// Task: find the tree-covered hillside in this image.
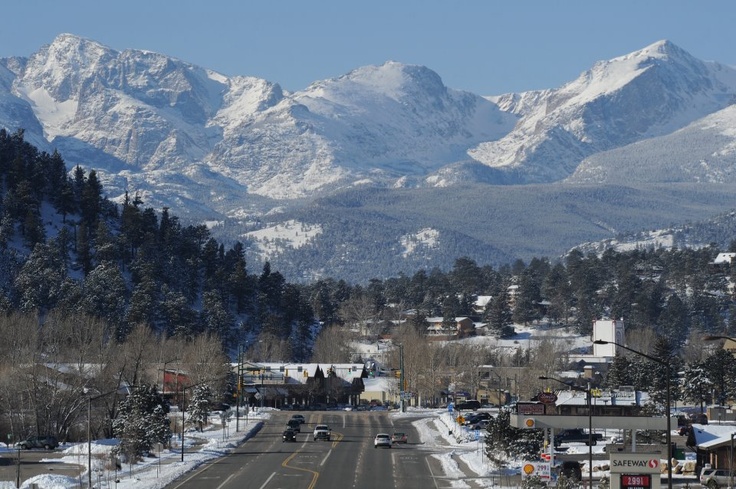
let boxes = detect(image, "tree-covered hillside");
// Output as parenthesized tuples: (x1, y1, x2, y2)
(3, 127, 736, 367)
(0, 129, 315, 359)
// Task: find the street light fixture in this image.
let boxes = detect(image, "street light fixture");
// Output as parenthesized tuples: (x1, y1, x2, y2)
(594, 339, 673, 489)
(539, 376, 593, 489)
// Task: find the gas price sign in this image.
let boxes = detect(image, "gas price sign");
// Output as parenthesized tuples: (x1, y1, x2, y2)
(621, 474, 651, 489)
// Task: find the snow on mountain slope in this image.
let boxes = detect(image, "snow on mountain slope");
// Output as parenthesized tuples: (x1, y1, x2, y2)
(1, 34, 736, 225)
(1, 34, 518, 206)
(207, 61, 517, 199)
(567, 103, 736, 184)
(469, 40, 736, 183)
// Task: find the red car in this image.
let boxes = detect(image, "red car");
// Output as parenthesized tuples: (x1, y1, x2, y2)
(391, 432, 408, 444)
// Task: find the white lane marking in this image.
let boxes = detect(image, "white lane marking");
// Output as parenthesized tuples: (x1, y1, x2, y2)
(258, 472, 276, 489)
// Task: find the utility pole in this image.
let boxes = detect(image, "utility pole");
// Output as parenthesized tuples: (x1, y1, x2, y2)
(236, 345, 243, 432)
(399, 344, 406, 413)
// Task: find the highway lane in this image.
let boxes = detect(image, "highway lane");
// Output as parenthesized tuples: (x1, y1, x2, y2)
(167, 410, 452, 489)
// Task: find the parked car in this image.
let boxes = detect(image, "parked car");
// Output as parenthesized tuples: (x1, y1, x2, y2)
(470, 419, 490, 430)
(391, 432, 408, 444)
(700, 467, 732, 488)
(374, 433, 392, 448)
(16, 435, 58, 450)
(554, 429, 603, 446)
(454, 400, 481, 411)
(463, 412, 491, 425)
(282, 429, 297, 442)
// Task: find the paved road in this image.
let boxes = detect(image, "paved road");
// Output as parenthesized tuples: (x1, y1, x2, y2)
(166, 411, 455, 489)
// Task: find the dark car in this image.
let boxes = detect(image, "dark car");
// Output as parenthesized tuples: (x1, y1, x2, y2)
(16, 435, 59, 450)
(455, 400, 481, 411)
(290, 414, 306, 424)
(286, 419, 301, 432)
(283, 429, 297, 442)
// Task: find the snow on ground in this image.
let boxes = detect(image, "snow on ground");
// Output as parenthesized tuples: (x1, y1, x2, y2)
(0, 407, 697, 489)
(0, 409, 274, 489)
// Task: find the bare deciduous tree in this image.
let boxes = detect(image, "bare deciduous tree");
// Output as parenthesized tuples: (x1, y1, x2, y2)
(310, 325, 354, 363)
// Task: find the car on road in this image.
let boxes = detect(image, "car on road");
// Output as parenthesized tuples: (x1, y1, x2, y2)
(286, 419, 301, 432)
(391, 432, 407, 444)
(313, 424, 331, 441)
(15, 435, 58, 450)
(282, 429, 297, 442)
(290, 414, 306, 424)
(374, 433, 392, 448)
(700, 467, 732, 488)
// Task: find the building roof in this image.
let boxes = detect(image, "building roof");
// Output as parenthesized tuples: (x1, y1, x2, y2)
(554, 388, 646, 407)
(691, 424, 736, 449)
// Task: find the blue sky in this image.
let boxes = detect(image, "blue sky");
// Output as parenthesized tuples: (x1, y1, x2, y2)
(1, 1, 734, 96)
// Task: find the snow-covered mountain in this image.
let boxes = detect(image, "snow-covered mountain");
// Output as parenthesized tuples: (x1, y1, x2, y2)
(474, 40, 736, 183)
(3, 34, 736, 281)
(0, 34, 517, 215)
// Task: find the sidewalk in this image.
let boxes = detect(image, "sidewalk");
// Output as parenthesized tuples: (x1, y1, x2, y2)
(9, 410, 270, 489)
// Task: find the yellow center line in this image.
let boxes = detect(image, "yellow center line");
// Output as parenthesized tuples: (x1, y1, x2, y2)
(330, 431, 344, 448)
(282, 451, 320, 489)
(281, 430, 343, 487)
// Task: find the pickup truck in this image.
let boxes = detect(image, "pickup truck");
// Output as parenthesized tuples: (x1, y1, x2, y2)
(554, 429, 603, 446)
(313, 424, 331, 441)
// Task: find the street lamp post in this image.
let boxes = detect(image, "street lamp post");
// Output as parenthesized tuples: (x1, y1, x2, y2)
(398, 344, 405, 413)
(85, 388, 117, 488)
(594, 339, 673, 489)
(235, 345, 244, 432)
(539, 376, 593, 489)
(731, 432, 735, 489)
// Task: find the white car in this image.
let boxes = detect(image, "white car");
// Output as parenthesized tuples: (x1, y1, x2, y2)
(374, 433, 392, 448)
(313, 424, 331, 441)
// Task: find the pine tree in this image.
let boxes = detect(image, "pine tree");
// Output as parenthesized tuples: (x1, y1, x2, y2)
(112, 383, 171, 462)
(187, 384, 212, 432)
(14, 242, 66, 314)
(680, 362, 712, 412)
(513, 269, 542, 326)
(485, 288, 514, 338)
(702, 348, 736, 406)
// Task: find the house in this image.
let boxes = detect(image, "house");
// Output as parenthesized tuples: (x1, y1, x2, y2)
(425, 317, 475, 338)
(360, 377, 399, 406)
(689, 423, 736, 474)
(713, 253, 736, 265)
(474, 296, 492, 314)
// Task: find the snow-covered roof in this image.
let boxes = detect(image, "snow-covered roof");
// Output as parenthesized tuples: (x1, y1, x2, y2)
(246, 362, 365, 385)
(554, 388, 645, 407)
(692, 424, 736, 449)
(713, 253, 736, 265)
(362, 377, 397, 392)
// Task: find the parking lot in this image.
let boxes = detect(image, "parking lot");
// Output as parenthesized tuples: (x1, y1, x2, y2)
(0, 448, 82, 486)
